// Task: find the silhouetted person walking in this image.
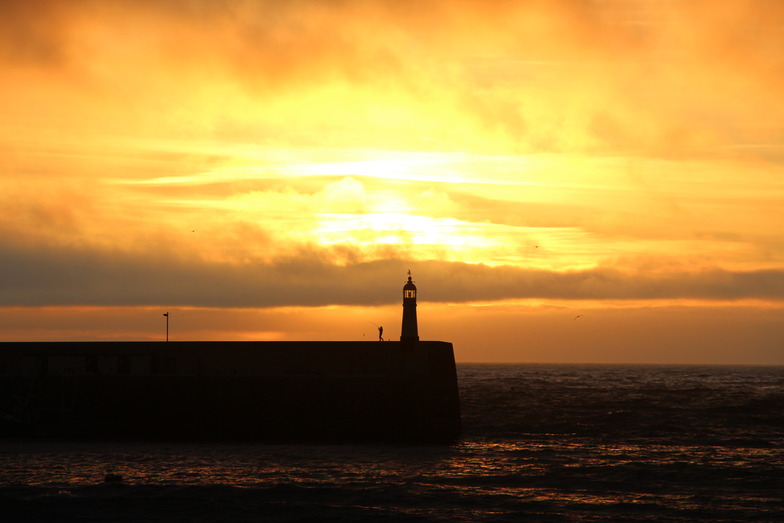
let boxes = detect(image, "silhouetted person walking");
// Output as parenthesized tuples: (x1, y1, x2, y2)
(378, 326, 383, 341)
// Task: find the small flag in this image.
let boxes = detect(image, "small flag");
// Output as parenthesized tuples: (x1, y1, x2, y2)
(163, 313, 168, 317)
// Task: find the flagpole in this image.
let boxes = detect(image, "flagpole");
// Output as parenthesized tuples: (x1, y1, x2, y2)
(163, 312, 169, 342)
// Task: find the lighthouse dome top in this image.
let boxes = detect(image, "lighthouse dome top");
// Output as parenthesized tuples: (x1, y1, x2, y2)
(403, 275, 417, 290)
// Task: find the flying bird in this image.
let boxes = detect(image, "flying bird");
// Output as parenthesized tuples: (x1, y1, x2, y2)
(574, 315, 583, 320)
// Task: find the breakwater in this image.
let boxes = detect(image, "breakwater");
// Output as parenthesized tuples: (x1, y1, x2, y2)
(0, 341, 461, 442)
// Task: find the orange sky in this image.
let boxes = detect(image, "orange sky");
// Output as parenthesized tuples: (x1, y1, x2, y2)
(1, 0, 783, 363)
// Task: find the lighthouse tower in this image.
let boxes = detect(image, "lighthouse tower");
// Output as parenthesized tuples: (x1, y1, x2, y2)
(400, 271, 419, 342)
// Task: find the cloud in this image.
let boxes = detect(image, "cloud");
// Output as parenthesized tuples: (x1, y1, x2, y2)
(0, 0, 72, 67)
(4, 0, 784, 156)
(2, 239, 783, 308)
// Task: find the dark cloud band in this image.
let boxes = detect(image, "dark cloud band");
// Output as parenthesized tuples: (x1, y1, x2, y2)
(2, 242, 782, 307)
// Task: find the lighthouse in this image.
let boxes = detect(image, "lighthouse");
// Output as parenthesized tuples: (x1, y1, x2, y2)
(400, 271, 419, 342)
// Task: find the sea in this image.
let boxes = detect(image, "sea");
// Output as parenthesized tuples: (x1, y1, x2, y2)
(1, 364, 783, 522)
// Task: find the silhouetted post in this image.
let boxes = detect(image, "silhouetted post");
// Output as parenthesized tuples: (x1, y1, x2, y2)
(163, 312, 169, 342)
(400, 271, 419, 342)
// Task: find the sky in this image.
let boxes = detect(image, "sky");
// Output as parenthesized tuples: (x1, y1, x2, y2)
(1, 0, 783, 363)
